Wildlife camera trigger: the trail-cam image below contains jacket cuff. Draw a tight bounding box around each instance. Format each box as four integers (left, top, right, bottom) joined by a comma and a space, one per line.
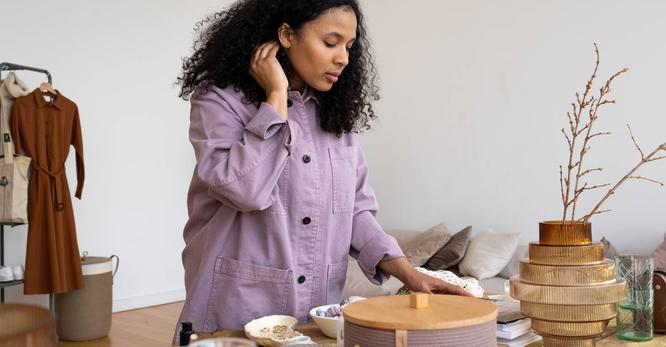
356, 233, 404, 285
284, 120, 299, 155
245, 102, 286, 139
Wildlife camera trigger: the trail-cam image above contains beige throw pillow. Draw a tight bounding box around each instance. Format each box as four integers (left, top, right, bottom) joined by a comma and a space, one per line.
459, 231, 520, 280
401, 223, 452, 267
424, 226, 472, 270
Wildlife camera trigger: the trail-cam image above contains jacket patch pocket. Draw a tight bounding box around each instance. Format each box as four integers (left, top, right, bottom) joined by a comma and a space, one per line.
204, 257, 293, 331
325, 260, 348, 304
329, 146, 356, 213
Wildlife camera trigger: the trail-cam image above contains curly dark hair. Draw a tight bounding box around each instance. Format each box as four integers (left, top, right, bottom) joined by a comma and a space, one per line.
177, 0, 380, 135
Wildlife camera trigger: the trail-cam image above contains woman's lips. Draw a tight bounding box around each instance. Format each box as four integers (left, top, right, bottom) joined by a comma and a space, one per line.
325, 73, 339, 83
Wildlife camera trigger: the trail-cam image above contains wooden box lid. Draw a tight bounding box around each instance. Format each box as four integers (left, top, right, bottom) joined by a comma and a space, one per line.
342, 294, 497, 331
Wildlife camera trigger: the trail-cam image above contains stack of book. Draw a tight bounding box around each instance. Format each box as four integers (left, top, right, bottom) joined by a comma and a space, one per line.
497, 318, 541, 347
494, 295, 542, 347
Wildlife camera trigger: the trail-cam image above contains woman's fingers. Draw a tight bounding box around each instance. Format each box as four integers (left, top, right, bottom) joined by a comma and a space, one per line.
258, 41, 277, 60
268, 41, 280, 58
252, 42, 271, 64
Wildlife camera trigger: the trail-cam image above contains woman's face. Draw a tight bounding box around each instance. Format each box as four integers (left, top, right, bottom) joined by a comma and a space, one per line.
280, 6, 357, 92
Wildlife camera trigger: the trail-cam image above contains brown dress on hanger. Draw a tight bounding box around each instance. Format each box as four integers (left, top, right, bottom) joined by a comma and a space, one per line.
10, 88, 85, 294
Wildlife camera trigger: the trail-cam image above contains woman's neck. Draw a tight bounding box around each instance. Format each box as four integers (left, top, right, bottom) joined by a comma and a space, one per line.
289, 76, 305, 93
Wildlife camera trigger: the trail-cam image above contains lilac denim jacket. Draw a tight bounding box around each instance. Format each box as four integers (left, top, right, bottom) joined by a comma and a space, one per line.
173, 84, 404, 341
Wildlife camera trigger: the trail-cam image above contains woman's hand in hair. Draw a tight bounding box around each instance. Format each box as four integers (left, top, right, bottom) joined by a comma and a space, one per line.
250, 41, 289, 120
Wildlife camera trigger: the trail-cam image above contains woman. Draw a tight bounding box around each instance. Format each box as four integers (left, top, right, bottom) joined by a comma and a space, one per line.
174, 0, 471, 339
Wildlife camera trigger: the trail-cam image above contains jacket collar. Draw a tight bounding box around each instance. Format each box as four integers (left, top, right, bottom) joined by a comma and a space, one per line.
290, 85, 319, 105
33, 88, 65, 110
1, 72, 31, 98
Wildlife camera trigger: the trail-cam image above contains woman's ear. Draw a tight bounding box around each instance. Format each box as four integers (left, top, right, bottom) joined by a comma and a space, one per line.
278, 23, 294, 49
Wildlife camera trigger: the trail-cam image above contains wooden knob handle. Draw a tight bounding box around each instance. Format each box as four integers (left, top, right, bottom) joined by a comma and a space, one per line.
409, 293, 428, 309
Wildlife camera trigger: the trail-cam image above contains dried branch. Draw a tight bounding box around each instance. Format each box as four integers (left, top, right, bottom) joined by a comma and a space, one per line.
562, 128, 572, 148
569, 45, 628, 221
627, 124, 645, 160
582, 142, 666, 223
589, 132, 612, 140
579, 168, 603, 177
561, 44, 600, 222
580, 209, 612, 221
581, 183, 611, 191
629, 176, 665, 186
559, 165, 566, 209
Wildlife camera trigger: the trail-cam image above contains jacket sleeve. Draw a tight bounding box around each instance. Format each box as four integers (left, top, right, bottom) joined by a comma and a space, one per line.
348, 146, 404, 285
190, 89, 298, 212
70, 105, 84, 199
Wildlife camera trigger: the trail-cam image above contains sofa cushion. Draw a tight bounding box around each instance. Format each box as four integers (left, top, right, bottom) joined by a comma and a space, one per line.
423, 226, 472, 270
399, 223, 451, 267
601, 236, 621, 260
459, 231, 520, 280
477, 276, 508, 295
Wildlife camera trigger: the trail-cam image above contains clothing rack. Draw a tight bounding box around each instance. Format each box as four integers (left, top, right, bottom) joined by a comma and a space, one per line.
0, 62, 54, 312
0, 62, 52, 84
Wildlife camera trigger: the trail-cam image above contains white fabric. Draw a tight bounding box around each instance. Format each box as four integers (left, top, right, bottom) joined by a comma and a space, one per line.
459, 231, 520, 280
414, 267, 484, 297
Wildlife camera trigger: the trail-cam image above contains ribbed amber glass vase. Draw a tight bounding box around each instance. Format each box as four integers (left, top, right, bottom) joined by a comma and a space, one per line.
510, 221, 627, 346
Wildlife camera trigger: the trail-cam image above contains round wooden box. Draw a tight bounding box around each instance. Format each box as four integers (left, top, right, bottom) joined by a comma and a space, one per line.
0, 304, 57, 346
342, 293, 497, 347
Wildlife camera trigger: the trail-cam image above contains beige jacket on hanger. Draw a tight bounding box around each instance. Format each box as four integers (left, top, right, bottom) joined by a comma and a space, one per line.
0, 73, 31, 157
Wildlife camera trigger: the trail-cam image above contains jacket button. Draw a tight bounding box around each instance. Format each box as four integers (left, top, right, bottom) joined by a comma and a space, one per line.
302, 217, 311, 225
287, 99, 293, 107
298, 275, 306, 284
302, 155, 311, 164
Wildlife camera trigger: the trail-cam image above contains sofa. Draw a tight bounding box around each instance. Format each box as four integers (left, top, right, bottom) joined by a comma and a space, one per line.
342, 224, 529, 299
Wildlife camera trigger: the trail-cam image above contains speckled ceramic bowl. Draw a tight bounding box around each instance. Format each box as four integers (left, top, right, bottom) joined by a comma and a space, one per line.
243, 315, 309, 346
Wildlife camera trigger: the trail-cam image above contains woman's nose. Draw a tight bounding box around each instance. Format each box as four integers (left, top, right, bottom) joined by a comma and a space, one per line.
334, 47, 349, 67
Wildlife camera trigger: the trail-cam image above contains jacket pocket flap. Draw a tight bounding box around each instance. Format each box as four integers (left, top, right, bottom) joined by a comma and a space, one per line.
217, 257, 292, 284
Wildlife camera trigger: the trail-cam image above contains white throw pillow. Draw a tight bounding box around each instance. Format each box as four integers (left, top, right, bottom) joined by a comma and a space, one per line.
498, 244, 529, 279
459, 231, 520, 280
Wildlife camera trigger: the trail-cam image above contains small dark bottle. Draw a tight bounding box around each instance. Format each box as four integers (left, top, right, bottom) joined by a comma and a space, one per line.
180, 321, 195, 346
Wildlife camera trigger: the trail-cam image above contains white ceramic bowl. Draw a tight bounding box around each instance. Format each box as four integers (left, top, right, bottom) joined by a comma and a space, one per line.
309, 304, 341, 338
243, 315, 306, 346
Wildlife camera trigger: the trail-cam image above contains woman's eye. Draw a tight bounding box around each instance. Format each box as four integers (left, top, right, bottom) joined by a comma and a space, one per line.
324, 41, 336, 48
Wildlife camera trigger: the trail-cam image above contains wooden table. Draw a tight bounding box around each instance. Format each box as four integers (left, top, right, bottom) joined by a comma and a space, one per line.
201, 322, 666, 347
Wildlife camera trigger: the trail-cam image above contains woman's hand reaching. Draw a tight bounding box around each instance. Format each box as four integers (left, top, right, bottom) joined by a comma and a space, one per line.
404, 270, 473, 296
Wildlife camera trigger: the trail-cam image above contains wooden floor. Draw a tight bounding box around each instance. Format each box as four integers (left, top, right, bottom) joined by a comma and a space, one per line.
58, 301, 183, 347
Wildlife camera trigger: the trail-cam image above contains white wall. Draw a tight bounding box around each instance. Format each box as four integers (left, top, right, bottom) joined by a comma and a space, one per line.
1, 0, 228, 311
2, 0, 665, 311
360, 0, 666, 254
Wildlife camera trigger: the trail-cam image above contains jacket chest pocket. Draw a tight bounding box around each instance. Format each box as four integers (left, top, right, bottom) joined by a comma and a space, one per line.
328, 146, 356, 213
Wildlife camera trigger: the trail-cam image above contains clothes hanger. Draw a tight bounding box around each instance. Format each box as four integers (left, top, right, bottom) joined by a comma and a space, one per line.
39, 81, 57, 95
